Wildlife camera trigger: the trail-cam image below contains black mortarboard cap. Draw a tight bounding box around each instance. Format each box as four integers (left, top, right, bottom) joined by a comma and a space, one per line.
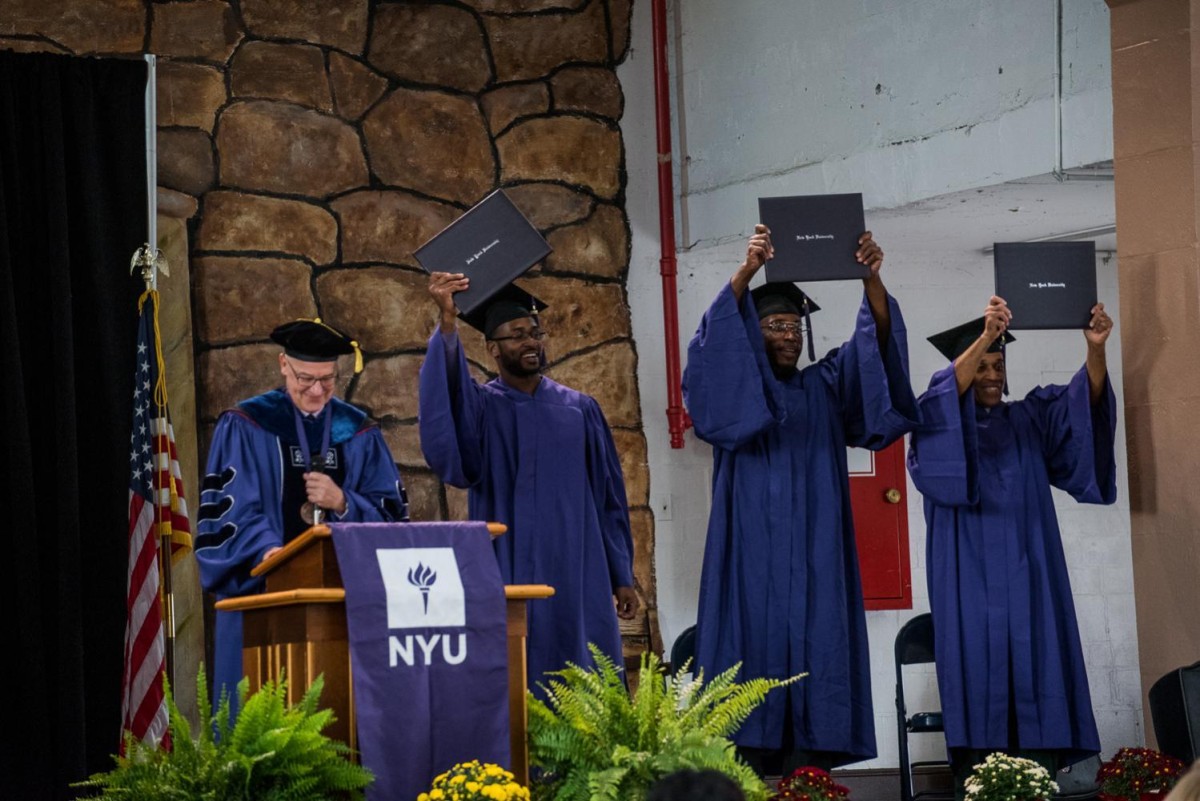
927, 316, 1015, 395
750, 282, 821, 362
270, 318, 363, 373
926, 317, 1015, 362
461, 283, 548, 339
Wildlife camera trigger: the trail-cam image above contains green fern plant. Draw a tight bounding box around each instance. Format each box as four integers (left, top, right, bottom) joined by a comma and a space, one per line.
527, 643, 799, 801
76, 666, 373, 800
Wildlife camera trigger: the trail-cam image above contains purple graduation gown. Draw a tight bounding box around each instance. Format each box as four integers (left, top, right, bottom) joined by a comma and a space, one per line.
907, 364, 1115, 763
195, 389, 408, 709
418, 331, 635, 691
683, 284, 919, 766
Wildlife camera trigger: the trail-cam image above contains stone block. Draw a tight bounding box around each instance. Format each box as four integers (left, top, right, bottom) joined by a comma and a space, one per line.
0, 0, 143, 54
544, 203, 628, 278
484, 0, 607, 82
197, 191, 338, 265
329, 52, 388, 121
157, 186, 198, 220
217, 100, 367, 198
518, 274, 630, 352
1110, 28, 1190, 160
607, 0, 632, 63
198, 343, 283, 420
332, 190, 460, 267
379, 420, 424, 469
315, 266, 437, 352
1113, 148, 1196, 258
401, 470, 443, 522
498, 116, 621, 198
629, 507, 655, 599
461, 0, 585, 11
545, 340, 639, 427
503, 183, 594, 230
445, 484, 469, 520
612, 428, 649, 507
230, 41, 332, 112
151, 0, 242, 63
0, 37, 69, 54
194, 256, 316, 346
369, 3, 491, 93
240, 0, 368, 54
1108, 0, 1188, 51
550, 66, 623, 120
363, 88, 495, 206
157, 61, 226, 132
157, 127, 215, 196
1115, 250, 1200, 407
481, 82, 550, 135
352, 353, 424, 422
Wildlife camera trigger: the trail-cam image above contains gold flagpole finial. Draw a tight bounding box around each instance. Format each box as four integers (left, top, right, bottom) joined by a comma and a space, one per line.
129, 244, 170, 289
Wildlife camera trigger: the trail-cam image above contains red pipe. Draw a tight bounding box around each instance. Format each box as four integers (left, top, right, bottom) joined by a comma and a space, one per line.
651, 0, 691, 448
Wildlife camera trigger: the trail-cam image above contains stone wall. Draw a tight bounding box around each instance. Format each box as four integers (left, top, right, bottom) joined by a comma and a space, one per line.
2, 0, 656, 652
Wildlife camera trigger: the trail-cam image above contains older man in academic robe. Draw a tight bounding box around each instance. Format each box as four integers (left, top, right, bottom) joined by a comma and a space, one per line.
195, 319, 408, 711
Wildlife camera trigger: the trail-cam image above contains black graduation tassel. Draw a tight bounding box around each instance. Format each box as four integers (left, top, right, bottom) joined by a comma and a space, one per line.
1001, 339, 1009, 396
804, 299, 815, 362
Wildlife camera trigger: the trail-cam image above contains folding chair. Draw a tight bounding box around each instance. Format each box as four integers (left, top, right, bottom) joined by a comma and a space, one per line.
896, 613, 951, 801
669, 624, 696, 676
1054, 754, 1101, 800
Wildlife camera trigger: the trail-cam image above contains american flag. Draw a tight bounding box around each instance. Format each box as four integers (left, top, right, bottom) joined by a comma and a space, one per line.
121, 289, 193, 750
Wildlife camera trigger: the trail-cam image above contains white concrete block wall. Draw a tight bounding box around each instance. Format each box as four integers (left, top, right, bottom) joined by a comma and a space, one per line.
618, 0, 1141, 769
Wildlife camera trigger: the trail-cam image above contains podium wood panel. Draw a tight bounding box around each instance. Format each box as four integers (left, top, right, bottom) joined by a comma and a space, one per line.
216, 525, 550, 786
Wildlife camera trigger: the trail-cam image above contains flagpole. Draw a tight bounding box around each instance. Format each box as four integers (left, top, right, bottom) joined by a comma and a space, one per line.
142, 53, 172, 690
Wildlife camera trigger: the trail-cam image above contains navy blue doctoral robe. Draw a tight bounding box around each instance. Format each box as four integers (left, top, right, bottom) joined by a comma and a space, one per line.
683, 284, 919, 765
195, 389, 407, 709
907, 364, 1115, 764
418, 331, 635, 692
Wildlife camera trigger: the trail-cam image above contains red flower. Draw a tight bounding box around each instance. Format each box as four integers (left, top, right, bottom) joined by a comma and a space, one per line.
772, 767, 851, 801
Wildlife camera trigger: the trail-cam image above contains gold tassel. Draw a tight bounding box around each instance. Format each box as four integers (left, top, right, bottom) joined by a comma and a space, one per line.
351, 340, 363, 374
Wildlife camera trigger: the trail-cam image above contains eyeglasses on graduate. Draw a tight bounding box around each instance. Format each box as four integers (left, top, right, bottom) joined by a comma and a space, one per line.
490, 329, 548, 344
760, 320, 806, 337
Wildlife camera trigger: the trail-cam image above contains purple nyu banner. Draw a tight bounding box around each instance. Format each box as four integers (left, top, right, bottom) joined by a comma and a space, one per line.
332, 522, 510, 801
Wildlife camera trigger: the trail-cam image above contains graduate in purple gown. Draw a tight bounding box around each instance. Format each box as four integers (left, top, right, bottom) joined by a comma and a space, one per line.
195, 320, 408, 712
418, 275, 639, 691
683, 224, 919, 775
907, 296, 1116, 795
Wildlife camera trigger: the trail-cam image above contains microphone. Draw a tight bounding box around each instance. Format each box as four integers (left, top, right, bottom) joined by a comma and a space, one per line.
307, 451, 325, 526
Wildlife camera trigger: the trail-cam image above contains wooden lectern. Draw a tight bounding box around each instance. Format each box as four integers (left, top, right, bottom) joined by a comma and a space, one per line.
212, 524, 553, 784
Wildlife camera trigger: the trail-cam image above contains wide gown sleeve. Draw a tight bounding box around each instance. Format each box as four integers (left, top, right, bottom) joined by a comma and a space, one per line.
419, 329, 486, 489
194, 412, 282, 597
583, 397, 636, 590
821, 292, 920, 450
1024, 365, 1118, 504
907, 364, 980, 507
340, 427, 409, 522
682, 283, 783, 450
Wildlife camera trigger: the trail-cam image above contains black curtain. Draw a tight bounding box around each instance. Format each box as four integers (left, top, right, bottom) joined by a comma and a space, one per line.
0, 53, 148, 798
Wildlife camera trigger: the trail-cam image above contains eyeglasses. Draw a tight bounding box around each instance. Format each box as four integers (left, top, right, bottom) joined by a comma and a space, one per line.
490, 329, 547, 344
285, 359, 338, 390
760, 321, 804, 337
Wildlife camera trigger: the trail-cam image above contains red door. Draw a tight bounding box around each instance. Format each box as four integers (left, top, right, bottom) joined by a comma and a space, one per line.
848, 438, 912, 610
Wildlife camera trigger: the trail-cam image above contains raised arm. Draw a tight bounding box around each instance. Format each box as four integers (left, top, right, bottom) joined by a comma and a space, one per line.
953, 296, 1012, 395
857, 231, 890, 348
728, 223, 774, 301
418, 271, 486, 488
1084, 302, 1113, 405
